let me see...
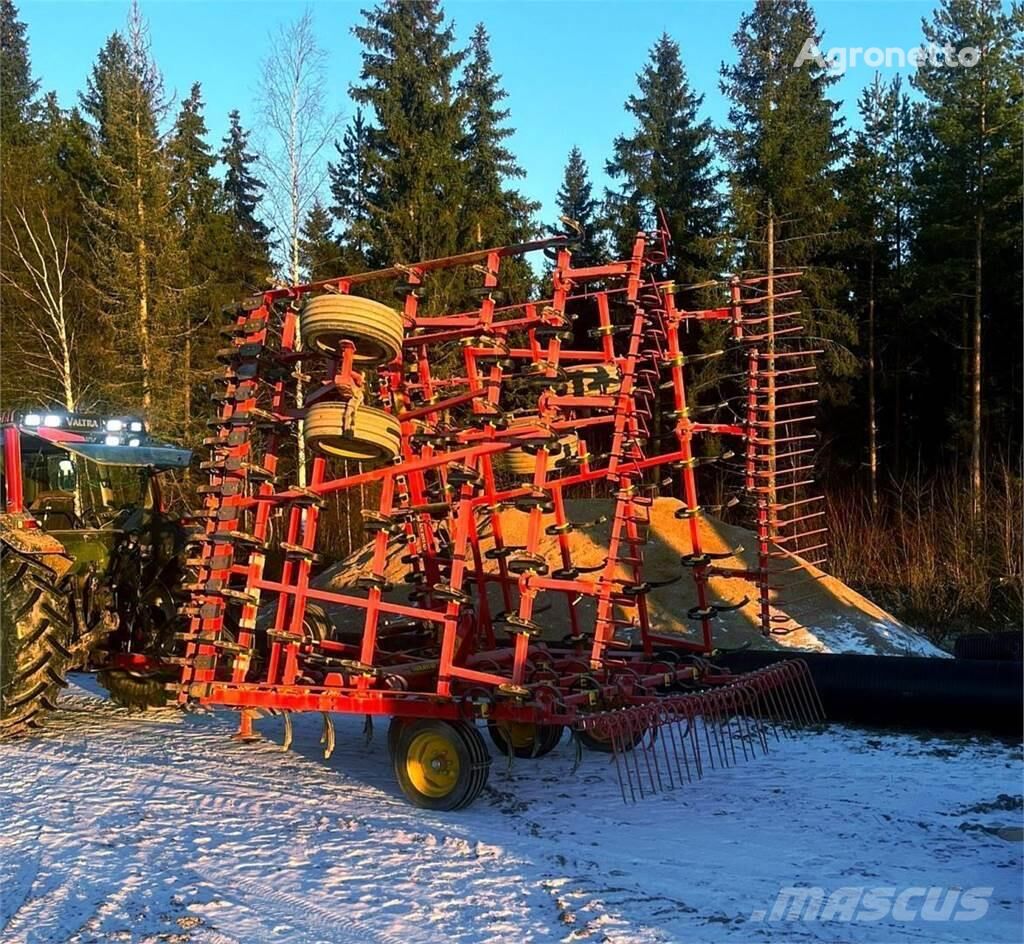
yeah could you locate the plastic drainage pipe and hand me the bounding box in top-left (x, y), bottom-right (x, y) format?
top-left (711, 650), bottom-right (1023, 736)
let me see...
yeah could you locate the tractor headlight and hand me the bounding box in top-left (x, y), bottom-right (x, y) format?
top-left (104, 435), bottom-right (121, 446)
top-left (43, 414), bottom-right (62, 427)
top-left (129, 421), bottom-right (143, 432)
top-left (106, 419), bottom-right (124, 432)
top-left (128, 438), bottom-right (141, 447)
top-left (23, 414), bottom-right (41, 426)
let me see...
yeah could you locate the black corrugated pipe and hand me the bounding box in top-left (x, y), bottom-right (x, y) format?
top-left (710, 650), bottom-right (1023, 736)
top-left (954, 631), bottom-right (1023, 662)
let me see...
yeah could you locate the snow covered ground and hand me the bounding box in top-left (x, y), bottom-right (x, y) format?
top-left (1, 675), bottom-right (1021, 944)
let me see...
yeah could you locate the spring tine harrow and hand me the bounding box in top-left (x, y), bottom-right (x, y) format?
top-left (178, 229), bottom-right (831, 812)
top-left (573, 660), bottom-right (820, 803)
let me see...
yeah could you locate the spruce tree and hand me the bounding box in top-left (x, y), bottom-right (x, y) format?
top-left (606, 33), bottom-right (723, 285)
top-left (553, 146), bottom-right (605, 268)
top-left (79, 3), bottom-right (186, 433)
top-left (720, 0), bottom-right (855, 397)
top-left (911, 0), bottom-right (1023, 510)
top-left (349, 0), bottom-right (467, 283)
top-left (328, 107), bottom-right (373, 270)
top-left (168, 83), bottom-right (222, 442)
top-left (458, 24), bottom-right (536, 245)
top-left (457, 22), bottom-right (537, 299)
top-left (0, 0), bottom-right (38, 148)
top-left (299, 199), bottom-right (338, 281)
top-left (220, 108), bottom-right (272, 286)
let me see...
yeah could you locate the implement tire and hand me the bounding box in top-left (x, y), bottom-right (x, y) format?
top-left (97, 669), bottom-right (173, 710)
top-left (302, 295), bottom-right (404, 367)
top-left (563, 363), bottom-right (621, 397)
top-left (304, 402), bottom-right (401, 463)
top-left (502, 432), bottom-right (580, 478)
top-left (0, 545), bottom-right (74, 738)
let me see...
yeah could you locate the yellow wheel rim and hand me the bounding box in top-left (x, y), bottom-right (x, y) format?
top-left (504, 722), bottom-right (538, 750)
top-left (405, 731), bottom-right (461, 798)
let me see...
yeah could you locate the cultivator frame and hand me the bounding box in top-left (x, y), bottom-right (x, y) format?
top-left (176, 228), bottom-right (825, 808)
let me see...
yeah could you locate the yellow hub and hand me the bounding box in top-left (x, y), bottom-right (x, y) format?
top-left (405, 730), bottom-right (461, 798)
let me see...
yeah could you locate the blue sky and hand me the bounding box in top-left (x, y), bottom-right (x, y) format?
top-left (21, 1), bottom-right (937, 225)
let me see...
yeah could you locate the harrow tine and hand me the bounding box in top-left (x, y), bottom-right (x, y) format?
top-left (796, 659), bottom-right (826, 721)
top-left (321, 712), bottom-right (336, 760)
top-left (571, 730), bottom-right (583, 775)
top-left (643, 710), bottom-right (664, 794)
top-left (281, 711), bottom-right (293, 753)
top-left (732, 688), bottom-right (753, 762)
top-left (748, 684), bottom-right (771, 754)
top-left (363, 714), bottom-right (374, 746)
top-left (663, 702), bottom-right (686, 785)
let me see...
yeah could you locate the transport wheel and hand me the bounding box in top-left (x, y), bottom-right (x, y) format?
top-left (502, 433), bottom-right (580, 477)
top-left (563, 363), bottom-right (621, 397)
top-left (304, 402), bottom-right (401, 463)
top-left (301, 295), bottom-right (404, 366)
top-left (0, 546), bottom-right (74, 737)
top-left (392, 719), bottom-right (491, 811)
top-left (486, 720), bottom-right (563, 758)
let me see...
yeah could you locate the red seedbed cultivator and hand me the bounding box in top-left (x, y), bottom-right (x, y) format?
top-left (175, 227), bottom-right (824, 809)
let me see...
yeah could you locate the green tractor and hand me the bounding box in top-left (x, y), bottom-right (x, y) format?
top-left (0, 409), bottom-right (192, 735)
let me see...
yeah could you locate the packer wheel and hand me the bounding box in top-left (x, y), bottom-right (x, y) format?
top-left (304, 402), bottom-right (401, 463)
top-left (563, 363), bottom-right (621, 397)
top-left (301, 295), bottom-right (404, 366)
top-left (486, 720), bottom-right (563, 758)
top-left (502, 432), bottom-right (580, 478)
top-left (392, 719), bottom-right (491, 810)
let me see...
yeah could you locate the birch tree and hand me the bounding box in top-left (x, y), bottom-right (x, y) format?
top-left (257, 7), bottom-right (340, 485)
top-left (1, 208), bottom-right (79, 410)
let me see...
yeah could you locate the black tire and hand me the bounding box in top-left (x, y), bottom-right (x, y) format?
top-left (486, 720), bottom-right (563, 758)
top-left (96, 669), bottom-right (173, 709)
top-left (0, 546), bottom-right (74, 737)
top-left (392, 719), bottom-right (491, 811)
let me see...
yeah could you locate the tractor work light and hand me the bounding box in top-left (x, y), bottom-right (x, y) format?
top-left (129, 421), bottom-right (143, 432)
top-left (106, 419), bottom-right (124, 432)
top-left (128, 438), bottom-right (141, 447)
top-left (23, 414), bottom-right (41, 426)
top-left (104, 435), bottom-right (121, 446)
top-left (43, 414), bottom-right (62, 427)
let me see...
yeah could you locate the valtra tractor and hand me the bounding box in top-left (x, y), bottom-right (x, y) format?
top-left (0, 410), bottom-right (191, 734)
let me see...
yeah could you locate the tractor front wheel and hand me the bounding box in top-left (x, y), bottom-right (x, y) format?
top-left (391, 719), bottom-right (491, 810)
top-left (97, 669), bottom-right (173, 709)
top-left (0, 546), bottom-right (74, 737)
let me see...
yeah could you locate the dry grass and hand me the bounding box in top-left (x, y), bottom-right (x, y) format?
top-left (826, 461), bottom-right (1023, 641)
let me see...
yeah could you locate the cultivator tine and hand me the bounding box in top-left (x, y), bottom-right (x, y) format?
top-left (281, 711), bottom-right (293, 752)
top-left (321, 712), bottom-right (336, 760)
top-left (363, 714), bottom-right (374, 745)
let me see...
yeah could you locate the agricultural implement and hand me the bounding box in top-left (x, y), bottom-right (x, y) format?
top-left (178, 227), bottom-right (826, 809)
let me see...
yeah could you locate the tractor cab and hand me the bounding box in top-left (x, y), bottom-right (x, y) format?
top-left (1, 410), bottom-right (190, 537)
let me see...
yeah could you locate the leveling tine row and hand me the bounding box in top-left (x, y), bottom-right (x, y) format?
top-left (576, 660), bottom-right (823, 803)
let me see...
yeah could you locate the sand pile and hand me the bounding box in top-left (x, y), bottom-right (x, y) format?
top-left (288, 497), bottom-right (943, 657)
